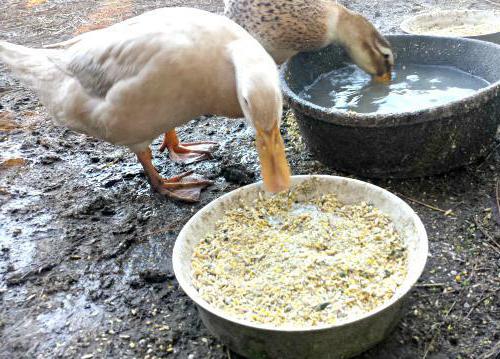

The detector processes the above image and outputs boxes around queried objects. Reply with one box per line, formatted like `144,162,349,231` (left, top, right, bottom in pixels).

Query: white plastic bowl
173,175,428,359
401,9,500,44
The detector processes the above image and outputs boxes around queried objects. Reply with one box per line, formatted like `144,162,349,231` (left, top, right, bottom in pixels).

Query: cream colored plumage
224,0,394,80
0,7,291,201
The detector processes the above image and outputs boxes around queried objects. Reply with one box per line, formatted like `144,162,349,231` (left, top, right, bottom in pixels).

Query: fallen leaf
0,158,27,169
0,111,20,132
26,0,48,8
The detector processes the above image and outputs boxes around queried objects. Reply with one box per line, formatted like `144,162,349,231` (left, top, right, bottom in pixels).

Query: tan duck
224,0,394,82
0,7,291,202
157,2,394,166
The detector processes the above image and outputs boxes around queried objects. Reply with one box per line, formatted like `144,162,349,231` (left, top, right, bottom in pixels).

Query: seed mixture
191,182,409,327
414,22,500,37
283,111,305,152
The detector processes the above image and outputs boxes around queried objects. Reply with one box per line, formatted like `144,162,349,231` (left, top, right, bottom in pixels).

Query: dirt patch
1,0,499,358
75,0,134,34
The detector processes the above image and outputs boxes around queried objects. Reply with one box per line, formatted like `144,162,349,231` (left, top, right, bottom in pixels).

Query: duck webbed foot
159,130,217,164
136,148,213,202
157,171,213,202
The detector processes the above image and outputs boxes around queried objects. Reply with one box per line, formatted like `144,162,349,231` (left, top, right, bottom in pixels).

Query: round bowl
401,10,500,44
173,175,428,359
280,35,500,178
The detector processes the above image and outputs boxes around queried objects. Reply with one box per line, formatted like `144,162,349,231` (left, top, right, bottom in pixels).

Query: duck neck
226,39,276,115
206,40,256,118
325,3,353,46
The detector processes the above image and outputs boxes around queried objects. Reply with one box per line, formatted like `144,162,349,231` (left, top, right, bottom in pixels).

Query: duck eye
383,53,390,59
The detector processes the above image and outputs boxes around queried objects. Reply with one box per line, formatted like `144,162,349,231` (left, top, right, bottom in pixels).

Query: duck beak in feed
255,124,291,193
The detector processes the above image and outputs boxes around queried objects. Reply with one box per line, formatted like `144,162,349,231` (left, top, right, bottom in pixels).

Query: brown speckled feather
225,0,332,56
225,0,394,76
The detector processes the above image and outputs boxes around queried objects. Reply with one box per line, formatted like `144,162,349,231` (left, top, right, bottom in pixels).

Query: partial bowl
401,9,500,44
173,175,428,359
280,35,500,178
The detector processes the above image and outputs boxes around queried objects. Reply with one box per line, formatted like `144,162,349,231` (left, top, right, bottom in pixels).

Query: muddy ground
1,0,499,358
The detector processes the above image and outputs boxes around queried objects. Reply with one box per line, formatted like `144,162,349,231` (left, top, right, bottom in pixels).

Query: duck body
2,8,246,151
0,7,291,201
225,0,334,64
224,0,394,79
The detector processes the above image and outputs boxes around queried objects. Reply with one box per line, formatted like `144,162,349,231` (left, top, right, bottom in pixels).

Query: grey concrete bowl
280,35,500,178
173,175,428,359
401,10,500,44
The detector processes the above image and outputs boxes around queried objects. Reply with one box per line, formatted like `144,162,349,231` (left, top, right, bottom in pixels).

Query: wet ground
1,0,499,358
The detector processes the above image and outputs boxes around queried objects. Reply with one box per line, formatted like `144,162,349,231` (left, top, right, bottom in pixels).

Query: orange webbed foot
157,171,213,202
136,149,213,203
159,130,217,164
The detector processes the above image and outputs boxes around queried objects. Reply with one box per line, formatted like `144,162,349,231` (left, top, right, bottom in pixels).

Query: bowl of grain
401,10,500,44
173,175,428,359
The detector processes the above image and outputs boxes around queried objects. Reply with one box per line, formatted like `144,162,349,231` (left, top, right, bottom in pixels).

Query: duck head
229,39,291,193
331,5,394,83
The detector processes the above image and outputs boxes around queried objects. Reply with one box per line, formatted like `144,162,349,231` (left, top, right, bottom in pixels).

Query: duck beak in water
255,124,291,193
373,71,392,84
373,58,393,84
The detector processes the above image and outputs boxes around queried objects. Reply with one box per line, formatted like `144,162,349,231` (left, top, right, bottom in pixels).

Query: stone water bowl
173,175,428,359
280,35,500,178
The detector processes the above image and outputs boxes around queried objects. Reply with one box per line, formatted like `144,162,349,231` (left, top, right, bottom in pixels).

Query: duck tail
0,40,62,89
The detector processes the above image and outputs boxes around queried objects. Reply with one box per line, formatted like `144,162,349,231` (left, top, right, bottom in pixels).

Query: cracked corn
191,183,408,327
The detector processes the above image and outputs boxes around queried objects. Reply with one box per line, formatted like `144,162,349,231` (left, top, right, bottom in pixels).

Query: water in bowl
300,63,490,114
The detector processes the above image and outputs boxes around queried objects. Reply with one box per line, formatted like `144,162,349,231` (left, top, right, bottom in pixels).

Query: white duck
0,7,291,202
224,0,394,82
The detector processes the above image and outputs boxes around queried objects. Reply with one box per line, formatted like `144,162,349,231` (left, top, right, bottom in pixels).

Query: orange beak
373,72,392,84
255,124,291,193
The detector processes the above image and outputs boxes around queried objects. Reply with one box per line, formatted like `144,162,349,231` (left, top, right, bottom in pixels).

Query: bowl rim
400,9,500,39
173,175,429,333
280,34,500,127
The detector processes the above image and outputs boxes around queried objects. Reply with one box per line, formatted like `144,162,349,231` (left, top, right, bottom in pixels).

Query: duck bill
373,71,392,84
255,125,291,193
